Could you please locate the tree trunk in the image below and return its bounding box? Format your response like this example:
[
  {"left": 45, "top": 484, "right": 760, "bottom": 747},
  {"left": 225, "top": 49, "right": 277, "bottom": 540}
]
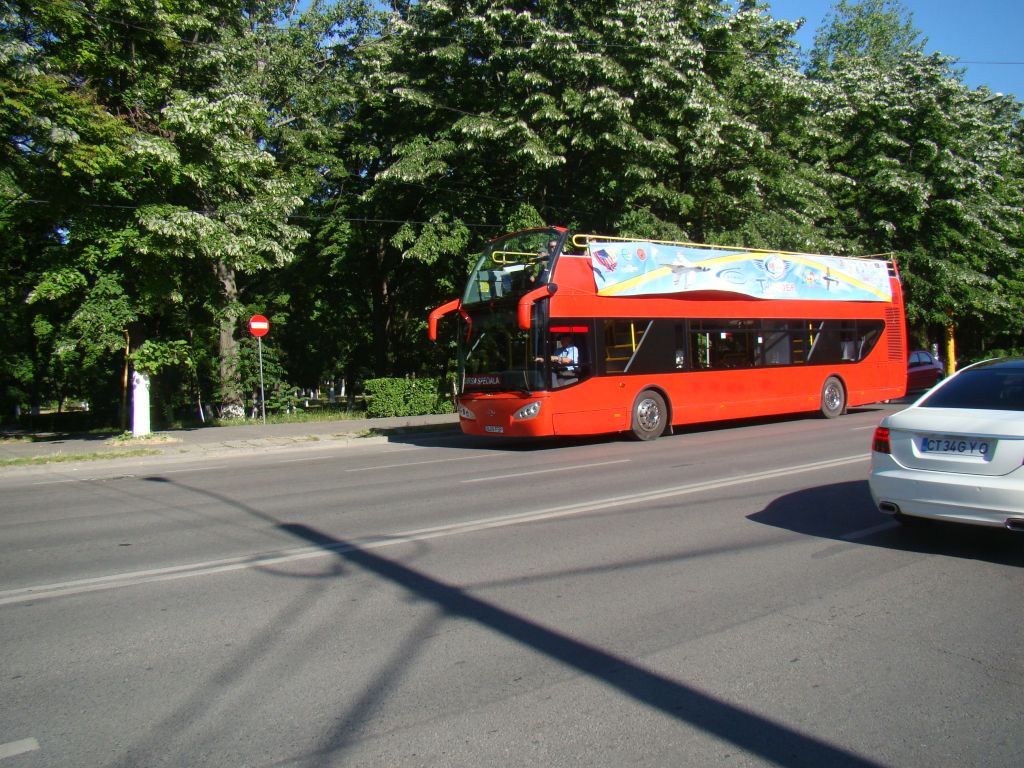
[
  {"left": 120, "top": 330, "right": 130, "bottom": 431},
  {"left": 944, "top": 317, "right": 957, "bottom": 376},
  {"left": 216, "top": 260, "right": 244, "bottom": 416},
  {"left": 372, "top": 238, "right": 391, "bottom": 376}
]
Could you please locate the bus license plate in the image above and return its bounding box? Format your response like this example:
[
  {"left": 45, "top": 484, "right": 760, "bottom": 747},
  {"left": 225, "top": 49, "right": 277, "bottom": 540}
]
[
  {"left": 484, "top": 425, "right": 504, "bottom": 433},
  {"left": 919, "top": 435, "right": 992, "bottom": 457}
]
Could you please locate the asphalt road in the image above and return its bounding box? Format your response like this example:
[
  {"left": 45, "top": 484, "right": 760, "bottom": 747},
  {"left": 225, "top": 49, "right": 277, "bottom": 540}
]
[{"left": 1, "top": 404, "right": 1022, "bottom": 767}]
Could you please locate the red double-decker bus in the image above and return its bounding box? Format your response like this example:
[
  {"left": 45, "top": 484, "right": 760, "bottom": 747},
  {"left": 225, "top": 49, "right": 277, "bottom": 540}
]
[{"left": 429, "top": 227, "right": 907, "bottom": 440}]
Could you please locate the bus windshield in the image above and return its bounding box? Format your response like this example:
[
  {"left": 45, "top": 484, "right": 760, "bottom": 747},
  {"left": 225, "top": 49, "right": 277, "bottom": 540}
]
[
  {"left": 462, "top": 228, "right": 562, "bottom": 305},
  {"left": 461, "top": 308, "right": 547, "bottom": 393}
]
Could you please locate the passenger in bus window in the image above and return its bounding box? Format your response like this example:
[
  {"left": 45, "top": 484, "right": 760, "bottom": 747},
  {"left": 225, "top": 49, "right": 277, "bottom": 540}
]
[{"left": 533, "top": 239, "right": 558, "bottom": 284}]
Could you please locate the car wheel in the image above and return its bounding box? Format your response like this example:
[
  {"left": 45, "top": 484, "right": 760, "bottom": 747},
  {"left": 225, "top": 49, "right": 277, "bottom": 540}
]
[
  {"left": 631, "top": 390, "right": 667, "bottom": 440},
  {"left": 820, "top": 376, "right": 846, "bottom": 419}
]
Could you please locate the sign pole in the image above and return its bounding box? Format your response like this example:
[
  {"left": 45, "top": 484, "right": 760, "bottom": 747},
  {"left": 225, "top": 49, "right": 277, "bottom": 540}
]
[
  {"left": 257, "top": 335, "right": 266, "bottom": 424},
  {"left": 247, "top": 314, "right": 270, "bottom": 424}
]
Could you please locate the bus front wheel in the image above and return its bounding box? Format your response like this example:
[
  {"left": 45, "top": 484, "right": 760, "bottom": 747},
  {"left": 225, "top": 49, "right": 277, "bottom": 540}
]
[
  {"left": 820, "top": 376, "right": 846, "bottom": 419},
  {"left": 631, "top": 390, "right": 667, "bottom": 440}
]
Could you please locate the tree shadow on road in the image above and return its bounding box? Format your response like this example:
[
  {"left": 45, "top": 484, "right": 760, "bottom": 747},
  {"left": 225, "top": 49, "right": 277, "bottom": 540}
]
[
  {"left": 276, "top": 521, "right": 887, "bottom": 768},
  {"left": 127, "top": 473, "right": 889, "bottom": 768}
]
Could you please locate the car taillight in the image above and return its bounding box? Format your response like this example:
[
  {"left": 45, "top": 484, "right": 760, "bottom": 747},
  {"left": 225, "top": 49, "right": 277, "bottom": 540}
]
[{"left": 872, "top": 426, "right": 891, "bottom": 454}]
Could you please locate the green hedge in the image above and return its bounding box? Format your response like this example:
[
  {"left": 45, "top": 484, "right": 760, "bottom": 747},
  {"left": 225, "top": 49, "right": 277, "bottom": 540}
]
[{"left": 362, "top": 377, "right": 455, "bottom": 418}]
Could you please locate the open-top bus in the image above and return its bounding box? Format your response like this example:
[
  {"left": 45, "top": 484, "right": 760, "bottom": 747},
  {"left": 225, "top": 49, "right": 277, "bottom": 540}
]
[{"left": 429, "top": 227, "right": 907, "bottom": 439}]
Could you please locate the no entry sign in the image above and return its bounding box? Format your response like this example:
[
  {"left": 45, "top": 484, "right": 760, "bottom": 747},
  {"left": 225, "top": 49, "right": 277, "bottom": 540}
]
[
  {"left": 248, "top": 314, "right": 270, "bottom": 337},
  {"left": 248, "top": 315, "right": 270, "bottom": 423}
]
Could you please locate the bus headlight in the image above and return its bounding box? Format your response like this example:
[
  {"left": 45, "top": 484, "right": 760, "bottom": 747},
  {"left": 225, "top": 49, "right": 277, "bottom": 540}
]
[
  {"left": 458, "top": 403, "right": 475, "bottom": 420},
  {"left": 512, "top": 401, "right": 542, "bottom": 421}
]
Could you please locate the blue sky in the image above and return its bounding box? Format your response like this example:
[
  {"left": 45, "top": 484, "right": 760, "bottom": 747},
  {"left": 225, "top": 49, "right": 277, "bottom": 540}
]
[{"left": 767, "top": 0, "right": 1024, "bottom": 99}]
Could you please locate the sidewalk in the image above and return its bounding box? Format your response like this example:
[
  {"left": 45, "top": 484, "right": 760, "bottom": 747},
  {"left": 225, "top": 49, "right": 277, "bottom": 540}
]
[{"left": 0, "top": 413, "right": 461, "bottom": 466}]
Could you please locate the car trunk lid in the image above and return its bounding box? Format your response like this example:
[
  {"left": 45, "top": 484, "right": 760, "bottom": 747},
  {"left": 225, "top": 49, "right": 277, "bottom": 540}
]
[{"left": 886, "top": 408, "right": 1024, "bottom": 477}]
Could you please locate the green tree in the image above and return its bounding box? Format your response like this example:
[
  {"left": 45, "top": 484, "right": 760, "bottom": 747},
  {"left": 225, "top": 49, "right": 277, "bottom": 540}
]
[
  {"left": 1, "top": 1, "right": 312, "bottom": 422},
  {"left": 311, "top": 0, "right": 831, "bottom": 380},
  {"left": 808, "top": 1, "right": 1024, "bottom": 366},
  {"left": 6, "top": 0, "right": 1017, "bottom": 416},
  {"left": 807, "top": 0, "right": 924, "bottom": 75},
  {"left": 681, "top": 2, "right": 832, "bottom": 251},
  {"left": 240, "top": 0, "right": 392, "bottom": 389},
  {"left": 0, "top": 2, "right": 144, "bottom": 417}
]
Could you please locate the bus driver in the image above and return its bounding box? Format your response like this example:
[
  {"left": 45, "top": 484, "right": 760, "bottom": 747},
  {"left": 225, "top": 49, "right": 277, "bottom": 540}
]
[{"left": 542, "top": 333, "right": 578, "bottom": 386}]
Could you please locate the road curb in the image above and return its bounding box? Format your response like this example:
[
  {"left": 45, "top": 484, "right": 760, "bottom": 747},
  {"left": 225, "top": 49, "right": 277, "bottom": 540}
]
[{"left": 0, "top": 421, "right": 462, "bottom": 474}]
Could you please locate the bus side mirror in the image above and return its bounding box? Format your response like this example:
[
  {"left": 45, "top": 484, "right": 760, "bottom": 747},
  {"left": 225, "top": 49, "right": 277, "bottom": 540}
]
[
  {"left": 517, "top": 284, "right": 558, "bottom": 331},
  {"left": 428, "top": 298, "right": 461, "bottom": 341}
]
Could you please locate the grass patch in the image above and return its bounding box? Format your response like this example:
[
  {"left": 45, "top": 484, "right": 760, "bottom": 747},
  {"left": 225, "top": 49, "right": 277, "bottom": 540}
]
[
  {"left": 215, "top": 409, "right": 370, "bottom": 426},
  {"left": 107, "top": 432, "right": 179, "bottom": 445},
  {"left": 0, "top": 435, "right": 35, "bottom": 444},
  {"left": 0, "top": 448, "right": 162, "bottom": 467},
  {"left": 2, "top": 429, "right": 120, "bottom": 443}
]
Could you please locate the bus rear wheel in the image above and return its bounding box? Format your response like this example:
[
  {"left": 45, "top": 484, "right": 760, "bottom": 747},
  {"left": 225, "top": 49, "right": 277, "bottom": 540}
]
[
  {"left": 631, "top": 390, "right": 667, "bottom": 440},
  {"left": 820, "top": 376, "right": 846, "bottom": 419}
]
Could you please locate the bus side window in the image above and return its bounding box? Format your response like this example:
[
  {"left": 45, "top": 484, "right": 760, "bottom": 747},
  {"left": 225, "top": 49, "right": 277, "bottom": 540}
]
[
  {"left": 628, "top": 319, "right": 678, "bottom": 374},
  {"left": 691, "top": 330, "right": 711, "bottom": 369},
  {"left": 856, "top": 321, "right": 884, "bottom": 360},
  {"left": 806, "top": 320, "right": 857, "bottom": 364},
  {"left": 547, "top": 327, "right": 592, "bottom": 388},
  {"left": 603, "top": 319, "right": 635, "bottom": 374},
  {"left": 688, "top": 318, "right": 888, "bottom": 371},
  {"left": 762, "top": 329, "right": 791, "bottom": 365}
]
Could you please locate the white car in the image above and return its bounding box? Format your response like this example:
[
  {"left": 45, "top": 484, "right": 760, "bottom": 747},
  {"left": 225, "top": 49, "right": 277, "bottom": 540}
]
[{"left": 869, "top": 358, "right": 1024, "bottom": 530}]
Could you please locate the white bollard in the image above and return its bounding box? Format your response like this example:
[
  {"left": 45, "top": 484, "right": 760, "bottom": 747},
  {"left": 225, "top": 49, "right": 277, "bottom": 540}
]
[{"left": 132, "top": 370, "right": 151, "bottom": 436}]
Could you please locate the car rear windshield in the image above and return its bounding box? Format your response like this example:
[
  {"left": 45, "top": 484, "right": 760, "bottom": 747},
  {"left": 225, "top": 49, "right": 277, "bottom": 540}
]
[{"left": 920, "top": 366, "right": 1024, "bottom": 411}]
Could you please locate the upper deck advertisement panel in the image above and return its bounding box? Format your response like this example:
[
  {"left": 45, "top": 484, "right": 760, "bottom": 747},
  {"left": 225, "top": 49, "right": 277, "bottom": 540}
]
[{"left": 587, "top": 241, "right": 892, "bottom": 302}]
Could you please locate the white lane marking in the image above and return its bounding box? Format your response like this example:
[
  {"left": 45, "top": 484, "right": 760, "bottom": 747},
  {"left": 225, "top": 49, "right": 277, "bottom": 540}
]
[
  {"left": 347, "top": 454, "right": 501, "bottom": 472},
  {"left": 0, "top": 454, "right": 869, "bottom": 607},
  {"left": 280, "top": 456, "right": 335, "bottom": 464},
  {"left": 462, "top": 459, "right": 631, "bottom": 483},
  {"left": 0, "top": 738, "right": 40, "bottom": 760},
  {"left": 851, "top": 425, "right": 877, "bottom": 431},
  {"left": 842, "top": 521, "right": 900, "bottom": 540}
]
